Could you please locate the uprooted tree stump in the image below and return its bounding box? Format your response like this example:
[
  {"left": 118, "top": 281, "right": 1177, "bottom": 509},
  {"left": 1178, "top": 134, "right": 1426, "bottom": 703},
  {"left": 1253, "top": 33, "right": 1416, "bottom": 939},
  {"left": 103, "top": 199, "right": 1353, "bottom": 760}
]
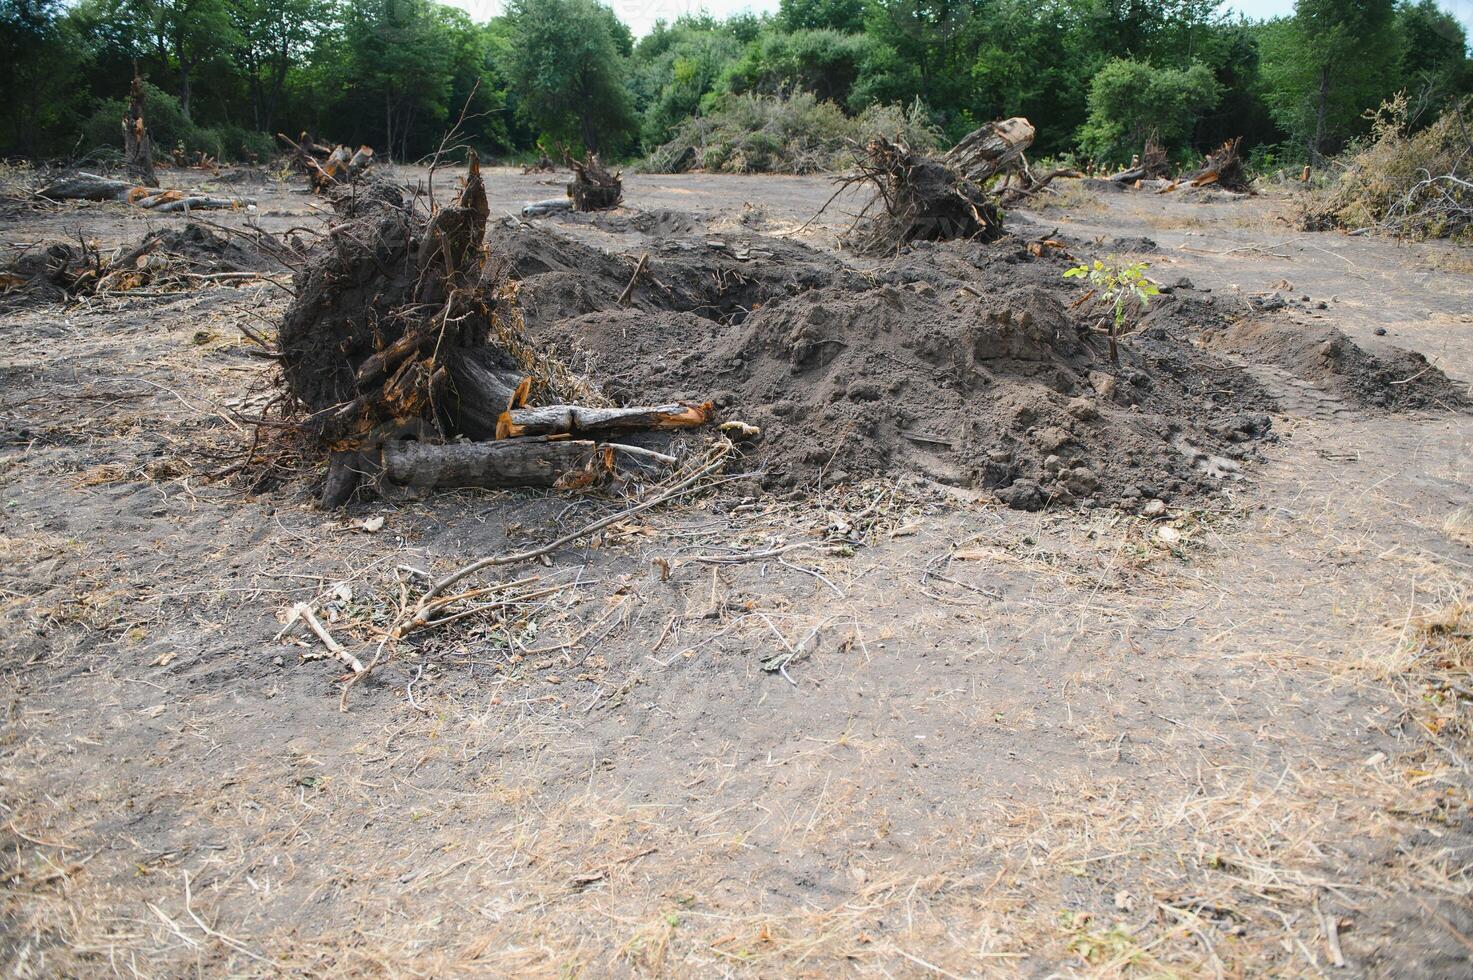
[
  {"left": 1184, "top": 137, "right": 1247, "bottom": 192},
  {"left": 1109, "top": 133, "right": 1170, "bottom": 184},
  {"left": 847, "top": 136, "right": 1004, "bottom": 251},
  {"left": 122, "top": 71, "right": 158, "bottom": 189},
  {"left": 825, "top": 117, "right": 1036, "bottom": 252},
  {"left": 276, "top": 154, "right": 710, "bottom": 505},
  {"left": 565, "top": 152, "right": 623, "bottom": 211}
]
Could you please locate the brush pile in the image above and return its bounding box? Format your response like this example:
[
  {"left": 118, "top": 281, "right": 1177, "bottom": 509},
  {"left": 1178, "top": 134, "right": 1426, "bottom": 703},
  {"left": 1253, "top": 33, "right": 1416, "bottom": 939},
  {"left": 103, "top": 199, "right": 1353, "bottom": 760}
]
[{"left": 1302, "top": 96, "right": 1472, "bottom": 240}]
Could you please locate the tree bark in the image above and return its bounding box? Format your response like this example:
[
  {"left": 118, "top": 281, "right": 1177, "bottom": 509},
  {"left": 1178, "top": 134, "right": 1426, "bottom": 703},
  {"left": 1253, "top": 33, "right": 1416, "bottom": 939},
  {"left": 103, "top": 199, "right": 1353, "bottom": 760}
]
[
  {"left": 943, "top": 117, "right": 1036, "bottom": 184},
  {"left": 382, "top": 438, "right": 597, "bottom": 489},
  {"left": 1312, "top": 63, "right": 1331, "bottom": 164}
]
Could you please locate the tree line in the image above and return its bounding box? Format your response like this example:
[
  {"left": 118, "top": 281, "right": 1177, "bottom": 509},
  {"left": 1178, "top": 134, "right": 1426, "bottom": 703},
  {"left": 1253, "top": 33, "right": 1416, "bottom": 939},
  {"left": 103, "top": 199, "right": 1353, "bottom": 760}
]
[{"left": 2, "top": 0, "right": 1469, "bottom": 169}]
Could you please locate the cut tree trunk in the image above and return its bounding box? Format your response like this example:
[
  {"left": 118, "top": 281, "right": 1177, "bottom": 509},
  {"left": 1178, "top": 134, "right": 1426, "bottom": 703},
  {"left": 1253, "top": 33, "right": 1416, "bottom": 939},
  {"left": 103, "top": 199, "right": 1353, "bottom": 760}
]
[
  {"left": 39, "top": 174, "right": 134, "bottom": 201},
  {"left": 943, "top": 118, "right": 1035, "bottom": 185},
  {"left": 382, "top": 437, "right": 598, "bottom": 489},
  {"left": 496, "top": 402, "right": 714, "bottom": 439},
  {"left": 122, "top": 72, "right": 158, "bottom": 189},
  {"left": 566, "top": 152, "right": 623, "bottom": 211}
]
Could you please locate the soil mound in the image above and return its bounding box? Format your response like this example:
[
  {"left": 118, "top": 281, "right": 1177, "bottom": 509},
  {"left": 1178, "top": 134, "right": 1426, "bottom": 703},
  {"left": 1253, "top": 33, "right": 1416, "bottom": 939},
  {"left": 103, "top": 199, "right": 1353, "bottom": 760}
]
[
  {"left": 138, "top": 222, "right": 276, "bottom": 272},
  {"left": 1205, "top": 317, "right": 1470, "bottom": 411},
  {"left": 497, "top": 221, "right": 862, "bottom": 333},
  {"left": 512, "top": 224, "right": 1278, "bottom": 510}
]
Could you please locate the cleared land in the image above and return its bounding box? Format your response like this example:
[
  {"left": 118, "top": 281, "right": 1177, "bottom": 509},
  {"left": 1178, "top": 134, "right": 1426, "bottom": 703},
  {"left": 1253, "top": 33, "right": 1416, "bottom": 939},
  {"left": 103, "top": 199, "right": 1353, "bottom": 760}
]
[{"left": 2, "top": 165, "right": 1471, "bottom": 976}]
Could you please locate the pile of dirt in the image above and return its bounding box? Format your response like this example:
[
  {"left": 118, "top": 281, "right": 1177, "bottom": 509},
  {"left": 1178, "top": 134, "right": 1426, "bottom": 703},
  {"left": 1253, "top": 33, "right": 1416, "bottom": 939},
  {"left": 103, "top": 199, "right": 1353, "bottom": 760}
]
[
  {"left": 1205, "top": 317, "right": 1471, "bottom": 411},
  {"left": 507, "top": 223, "right": 1281, "bottom": 510},
  {"left": 133, "top": 222, "right": 278, "bottom": 272},
  {"left": 497, "top": 220, "right": 863, "bottom": 335},
  {"left": 1, "top": 223, "right": 278, "bottom": 306}
]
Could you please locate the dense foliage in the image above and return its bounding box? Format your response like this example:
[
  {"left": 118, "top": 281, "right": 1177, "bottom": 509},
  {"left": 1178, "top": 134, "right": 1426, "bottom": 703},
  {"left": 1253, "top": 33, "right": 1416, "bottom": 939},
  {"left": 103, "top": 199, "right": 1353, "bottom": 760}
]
[{"left": 1, "top": 0, "right": 1468, "bottom": 168}]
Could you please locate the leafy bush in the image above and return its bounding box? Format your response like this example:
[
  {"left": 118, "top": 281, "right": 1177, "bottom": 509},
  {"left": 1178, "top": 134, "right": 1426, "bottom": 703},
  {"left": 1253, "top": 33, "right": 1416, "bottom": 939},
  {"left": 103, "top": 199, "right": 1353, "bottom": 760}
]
[
  {"left": 1305, "top": 95, "right": 1473, "bottom": 241},
  {"left": 1077, "top": 58, "right": 1220, "bottom": 166},
  {"left": 723, "top": 29, "right": 891, "bottom": 110},
  {"left": 645, "top": 92, "right": 939, "bottom": 174},
  {"left": 81, "top": 83, "right": 192, "bottom": 158},
  {"left": 78, "top": 83, "right": 267, "bottom": 163}
]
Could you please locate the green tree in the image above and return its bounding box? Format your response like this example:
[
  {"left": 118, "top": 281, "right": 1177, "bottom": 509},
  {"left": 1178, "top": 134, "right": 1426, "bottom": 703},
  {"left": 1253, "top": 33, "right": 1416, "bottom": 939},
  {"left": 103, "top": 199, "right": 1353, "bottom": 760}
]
[
  {"left": 503, "top": 0, "right": 635, "bottom": 153},
  {"left": 228, "top": 0, "right": 327, "bottom": 133},
  {"left": 1394, "top": 0, "right": 1470, "bottom": 120},
  {"left": 116, "top": 0, "right": 240, "bottom": 119},
  {"left": 1077, "top": 57, "right": 1219, "bottom": 163},
  {"left": 1, "top": 0, "right": 88, "bottom": 155},
  {"left": 1261, "top": 0, "right": 1399, "bottom": 160},
  {"left": 778, "top": 0, "right": 865, "bottom": 33}
]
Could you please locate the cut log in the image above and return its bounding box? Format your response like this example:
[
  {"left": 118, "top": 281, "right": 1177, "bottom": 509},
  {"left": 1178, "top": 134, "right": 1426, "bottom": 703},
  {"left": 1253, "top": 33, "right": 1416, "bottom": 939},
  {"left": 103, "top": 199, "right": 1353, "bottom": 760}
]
[
  {"left": 523, "top": 198, "right": 573, "bottom": 217},
  {"left": 38, "top": 174, "right": 251, "bottom": 210},
  {"left": 943, "top": 118, "right": 1035, "bottom": 185},
  {"left": 147, "top": 195, "right": 254, "bottom": 212},
  {"left": 566, "top": 152, "right": 623, "bottom": 211},
  {"left": 496, "top": 402, "right": 714, "bottom": 439},
  {"left": 39, "top": 173, "right": 133, "bottom": 201},
  {"left": 348, "top": 146, "right": 374, "bottom": 175},
  {"left": 122, "top": 71, "right": 158, "bottom": 189},
  {"left": 383, "top": 437, "right": 597, "bottom": 489}
]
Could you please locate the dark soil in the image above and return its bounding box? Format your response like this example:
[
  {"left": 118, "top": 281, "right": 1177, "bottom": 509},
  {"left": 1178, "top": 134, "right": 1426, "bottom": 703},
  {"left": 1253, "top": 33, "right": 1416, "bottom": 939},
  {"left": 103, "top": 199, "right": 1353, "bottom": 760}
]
[
  {"left": 501, "top": 223, "right": 1278, "bottom": 510},
  {"left": 495, "top": 221, "right": 1470, "bottom": 511},
  {"left": 1205, "top": 316, "right": 1472, "bottom": 411}
]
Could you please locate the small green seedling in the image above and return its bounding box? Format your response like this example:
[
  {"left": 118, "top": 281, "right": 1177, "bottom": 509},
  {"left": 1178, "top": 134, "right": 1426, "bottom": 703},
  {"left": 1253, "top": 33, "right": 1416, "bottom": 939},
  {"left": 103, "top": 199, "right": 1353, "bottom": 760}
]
[{"left": 1063, "top": 257, "right": 1160, "bottom": 364}]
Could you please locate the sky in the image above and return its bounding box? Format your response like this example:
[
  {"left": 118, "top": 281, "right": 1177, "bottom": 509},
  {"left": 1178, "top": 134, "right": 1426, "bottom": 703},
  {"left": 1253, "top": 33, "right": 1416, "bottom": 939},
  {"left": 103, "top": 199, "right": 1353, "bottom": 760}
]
[{"left": 449, "top": 0, "right": 1473, "bottom": 40}]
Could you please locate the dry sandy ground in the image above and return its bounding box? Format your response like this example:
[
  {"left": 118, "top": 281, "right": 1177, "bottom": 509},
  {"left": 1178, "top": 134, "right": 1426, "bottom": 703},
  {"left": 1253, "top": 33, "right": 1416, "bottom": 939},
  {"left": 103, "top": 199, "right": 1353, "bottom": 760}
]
[{"left": 2, "top": 165, "right": 1472, "bottom": 977}]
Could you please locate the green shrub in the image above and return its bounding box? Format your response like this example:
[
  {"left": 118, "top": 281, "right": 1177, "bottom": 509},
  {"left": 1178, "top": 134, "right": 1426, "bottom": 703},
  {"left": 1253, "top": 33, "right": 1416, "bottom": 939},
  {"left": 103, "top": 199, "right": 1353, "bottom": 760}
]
[
  {"left": 79, "top": 83, "right": 272, "bottom": 163},
  {"left": 644, "top": 92, "right": 939, "bottom": 174},
  {"left": 1077, "top": 58, "right": 1220, "bottom": 164}
]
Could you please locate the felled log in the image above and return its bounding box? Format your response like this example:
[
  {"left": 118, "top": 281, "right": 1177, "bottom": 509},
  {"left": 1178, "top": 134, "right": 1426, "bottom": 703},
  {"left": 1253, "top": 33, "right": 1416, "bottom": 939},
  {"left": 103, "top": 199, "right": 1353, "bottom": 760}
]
[
  {"left": 348, "top": 146, "right": 374, "bottom": 175},
  {"left": 496, "top": 402, "right": 714, "bottom": 439},
  {"left": 382, "top": 437, "right": 598, "bottom": 489},
  {"left": 943, "top": 118, "right": 1035, "bottom": 185},
  {"left": 39, "top": 174, "right": 134, "bottom": 201},
  {"left": 122, "top": 72, "right": 158, "bottom": 188},
  {"left": 523, "top": 198, "right": 572, "bottom": 217},
  {"left": 566, "top": 152, "right": 623, "bottom": 211},
  {"left": 37, "top": 173, "right": 253, "bottom": 210}
]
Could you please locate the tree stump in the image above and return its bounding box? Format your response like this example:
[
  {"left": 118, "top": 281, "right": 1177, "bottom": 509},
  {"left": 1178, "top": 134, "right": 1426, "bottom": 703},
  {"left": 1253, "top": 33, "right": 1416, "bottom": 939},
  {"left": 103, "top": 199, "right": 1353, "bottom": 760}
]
[
  {"left": 122, "top": 72, "right": 158, "bottom": 189},
  {"left": 566, "top": 152, "right": 623, "bottom": 211}
]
